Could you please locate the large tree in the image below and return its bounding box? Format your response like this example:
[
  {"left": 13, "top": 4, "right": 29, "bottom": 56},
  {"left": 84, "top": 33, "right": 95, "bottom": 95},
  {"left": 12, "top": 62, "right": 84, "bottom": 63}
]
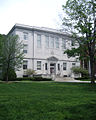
[
  {"left": 0, "top": 35, "right": 24, "bottom": 81},
  {"left": 62, "top": 0, "right": 96, "bottom": 83}
]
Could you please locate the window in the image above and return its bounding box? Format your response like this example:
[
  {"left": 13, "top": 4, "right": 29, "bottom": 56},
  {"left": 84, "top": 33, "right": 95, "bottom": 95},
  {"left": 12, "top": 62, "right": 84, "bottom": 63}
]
[
  {"left": 37, "top": 61, "right": 41, "bottom": 70},
  {"left": 45, "top": 36, "right": 49, "bottom": 48},
  {"left": 62, "top": 38, "right": 66, "bottom": 49},
  {"left": 37, "top": 34, "right": 41, "bottom": 48},
  {"left": 63, "top": 63, "right": 67, "bottom": 70},
  {"left": 45, "top": 63, "right": 48, "bottom": 70},
  {"left": 24, "top": 32, "right": 28, "bottom": 40},
  {"left": 23, "top": 44, "right": 28, "bottom": 53},
  {"left": 58, "top": 64, "right": 60, "bottom": 71},
  {"left": 55, "top": 37, "right": 59, "bottom": 48},
  {"left": 50, "top": 37, "right": 54, "bottom": 48},
  {"left": 23, "top": 60, "right": 28, "bottom": 69},
  {"left": 71, "top": 40, "right": 75, "bottom": 46},
  {"left": 72, "top": 63, "right": 76, "bottom": 67}
]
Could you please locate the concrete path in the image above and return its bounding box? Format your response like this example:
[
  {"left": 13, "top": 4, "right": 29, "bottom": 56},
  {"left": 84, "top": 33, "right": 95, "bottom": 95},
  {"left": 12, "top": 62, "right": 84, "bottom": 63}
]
[{"left": 54, "top": 77, "right": 91, "bottom": 83}]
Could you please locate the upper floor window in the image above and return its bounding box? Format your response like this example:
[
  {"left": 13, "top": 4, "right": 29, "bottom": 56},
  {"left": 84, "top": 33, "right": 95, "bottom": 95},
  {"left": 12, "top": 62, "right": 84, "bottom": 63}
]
[
  {"left": 23, "top": 32, "right": 28, "bottom": 40},
  {"left": 62, "top": 38, "right": 66, "bottom": 49},
  {"left": 45, "top": 36, "right": 49, "bottom": 48},
  {"left": 23, "top": 60, "right": 28, "bottom": 69},
  {"left": 23, "top": 44, "right": 28, "bottom": 53},
  {"left": 37, "top": 61, "right": 41, "bottom": 70},
  {"left": 63, "top": 63, "right": 67, "bottom": 70},
  {"left": 37, "top": 34, "right": 41, "bottom": 48},
  {"left": 50, "top": 37, "right": 54, "bottom": 48},
  {"left": 55, "top": 37, "right": 59, "bottom": 48}
]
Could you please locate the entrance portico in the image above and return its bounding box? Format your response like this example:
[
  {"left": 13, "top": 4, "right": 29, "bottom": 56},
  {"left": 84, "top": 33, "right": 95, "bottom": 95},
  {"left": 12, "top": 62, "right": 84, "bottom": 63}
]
[{"left": 47, "top": 56, "right": 58, "bottom": 75}]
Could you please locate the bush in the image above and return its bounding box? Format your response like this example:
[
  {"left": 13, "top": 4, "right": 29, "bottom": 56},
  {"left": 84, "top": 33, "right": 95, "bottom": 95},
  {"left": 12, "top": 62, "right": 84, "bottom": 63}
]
[
  {"left": 75, "top": 77, "right": 90, "bottom": 80},
  {"left": 26, "top": 69, "right": 36, "bottom": 77},
  {"left": 2, "top": 69, "right": 17, "bottom": 81},
  {"left": 15, "top": 77, "right": 52, "bottom": 81},
  {"left": 71, "top": 67, "right": 89, "bottom": 77}
]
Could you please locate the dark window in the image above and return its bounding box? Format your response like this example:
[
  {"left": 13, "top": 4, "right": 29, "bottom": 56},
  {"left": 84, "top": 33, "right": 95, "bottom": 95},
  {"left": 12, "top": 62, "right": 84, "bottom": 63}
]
[
  {"left": 23, "top": 60, "right": 28, "bottom": 69},
  {"left": 23, "top": 50, "right": 27, "bottom": 53},
  {"left": 58, "top": 64, "right": 60, "bottom": 71},
  {"left": 45, "top": 63, "right": 47, "bottom": 70},
  {"left": 23, "top": 65, "right": 27, "bottom": 69},
  {"left": 63, "top": 63, "right": 67, "bottom": 70}
]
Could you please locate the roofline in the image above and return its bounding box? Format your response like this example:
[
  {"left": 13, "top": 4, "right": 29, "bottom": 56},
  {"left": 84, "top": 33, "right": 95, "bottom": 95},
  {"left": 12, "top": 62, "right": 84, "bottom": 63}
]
[{"left": 8, "top": 23, "right": 71, "bottom": 37}]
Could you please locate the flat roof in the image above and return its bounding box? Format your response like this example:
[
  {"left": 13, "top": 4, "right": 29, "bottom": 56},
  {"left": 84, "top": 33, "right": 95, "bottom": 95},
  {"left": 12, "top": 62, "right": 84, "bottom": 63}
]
[{"left": 8, "top": 23, "right": 71, "bottom": 37}]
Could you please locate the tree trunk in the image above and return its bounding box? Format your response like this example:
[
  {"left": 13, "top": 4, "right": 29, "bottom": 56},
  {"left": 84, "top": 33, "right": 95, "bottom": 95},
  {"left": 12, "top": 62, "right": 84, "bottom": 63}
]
[{"left": 90, "top": 56, "right": 95, "bottom": 84}]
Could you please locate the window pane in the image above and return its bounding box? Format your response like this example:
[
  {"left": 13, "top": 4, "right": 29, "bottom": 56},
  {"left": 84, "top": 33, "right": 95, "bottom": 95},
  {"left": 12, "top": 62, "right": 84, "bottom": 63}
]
[
  {"left": 45, "top": 36, "right": 49, "bottom": 48},
  {"left": 58, "top": 64, "right": 60, "bottom": 71},
  {"left": 23, "top": 60, "right": 28, "bottom": 69},
  {"left": 50, "top": 37, "right": 54, "bottom": 48},
  {"left": 23, "top": 44, "right": 28, "bottom": 53},
  {"left": 63, "top": 63, "right": 67, "bottom": 70},
  {"left": 55, "top": 38, "right": 59, "bottom": 48},
  {"left": 24, "top": 33, "right": 28, "bottom": 40},
  {"left": 37, "top": 61, "right": 41, "bottom": 70},
  {"left": 37, "top": 34, "right": 41, "bottom": 48},
  {"left": 62, "top": 39, "right": 66, "bottom": 49},
  {"left": 45, "top": 63, "right": 47, "bottom": 70},
  {"left": 72, "top": 63, "right": 76, "bottom": 67}
]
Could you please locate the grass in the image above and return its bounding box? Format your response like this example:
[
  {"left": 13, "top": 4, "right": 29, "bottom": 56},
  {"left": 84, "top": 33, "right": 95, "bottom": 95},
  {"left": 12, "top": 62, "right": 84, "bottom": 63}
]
[{"left": 0, "top": 82, "right": 96, "bottom": 120}]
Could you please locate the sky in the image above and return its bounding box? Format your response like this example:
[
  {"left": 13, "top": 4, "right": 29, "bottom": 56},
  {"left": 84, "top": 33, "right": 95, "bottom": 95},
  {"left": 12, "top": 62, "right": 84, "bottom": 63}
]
[{"left": 0, "top": 0, "right": 66, "bottom": 34}]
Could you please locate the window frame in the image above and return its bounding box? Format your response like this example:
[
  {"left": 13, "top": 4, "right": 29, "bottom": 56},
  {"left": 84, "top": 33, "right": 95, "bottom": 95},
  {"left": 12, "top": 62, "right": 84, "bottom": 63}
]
[
  {"left": 37, "top": 34, "right": 41, "bottom": 48},
  {"left": 23, "top": 60, "right": 28, "bottom": 69},
  {"left": 23, "top": 32, "right": 28, "bottom": 40},
  {"left": 37, "top": 61, "right": 41, "bottom": 70},
  {"left": 63, "top": 63, "right": 67, "bottom": 70}
]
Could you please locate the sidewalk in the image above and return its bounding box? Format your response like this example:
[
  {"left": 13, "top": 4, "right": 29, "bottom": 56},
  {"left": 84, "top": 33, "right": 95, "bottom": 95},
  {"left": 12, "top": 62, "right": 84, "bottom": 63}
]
[{"left": 54, "top": 77, "right": 91, "bottom": 83}]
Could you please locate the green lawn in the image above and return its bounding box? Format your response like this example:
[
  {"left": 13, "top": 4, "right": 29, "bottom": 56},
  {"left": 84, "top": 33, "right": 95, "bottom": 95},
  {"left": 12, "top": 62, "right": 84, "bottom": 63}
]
[{"left": 0, "top": 82, "right": 96, "bottom": 120}]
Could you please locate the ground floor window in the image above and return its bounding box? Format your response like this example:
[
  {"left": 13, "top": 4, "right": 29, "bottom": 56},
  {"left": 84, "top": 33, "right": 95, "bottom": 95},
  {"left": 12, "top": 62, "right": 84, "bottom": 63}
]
[
  {"left": 58, "top": 64, "right": 60, "bottom": 71},
  {"left": 45, "top": 63, "right": 48, "bottom": 70},
  {"left": 72, "top": 63, "right": 76, "bottom": 67},
  {"left": 23, "top": 60, "right": 28, "bottom": 69},
  {"left": 37, "top": 61, "right": 41, "bottom": 70},
  {"left": 63, "top": 63, "right": 67, "bottom": 70}
]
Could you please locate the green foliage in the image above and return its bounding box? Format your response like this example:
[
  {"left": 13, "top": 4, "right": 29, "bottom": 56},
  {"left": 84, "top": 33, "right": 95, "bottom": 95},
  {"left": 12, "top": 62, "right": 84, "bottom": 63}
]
[
  {"left": 2, "top": 69, "right": 17, "bottom": 81},
  {"left": 0, "top": 83, "right": 96, "bottom": 120},
  {"left": 63, "top": 0, "right": 96, "bottom": 83},
  {"left": 64, "top": 48, "right": 80, "bottom": 57},
  {"left": 15, "top": 77, "right": 52, "bottom": 81},
  {"left": 72, "top": 67, "right": 89, "bottom": 77},
  {"left": 0, "top": 35, "right": 24, "bottom": 81},
  {"left": 26, "top": 69, "right": 36, "bottom": 77}
]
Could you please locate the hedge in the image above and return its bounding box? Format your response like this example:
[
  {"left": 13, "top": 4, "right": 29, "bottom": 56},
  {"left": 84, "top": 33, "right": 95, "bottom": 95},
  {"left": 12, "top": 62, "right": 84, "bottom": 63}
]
[{"left": 14, "top": 77, "right": 52, "bottom": 81}]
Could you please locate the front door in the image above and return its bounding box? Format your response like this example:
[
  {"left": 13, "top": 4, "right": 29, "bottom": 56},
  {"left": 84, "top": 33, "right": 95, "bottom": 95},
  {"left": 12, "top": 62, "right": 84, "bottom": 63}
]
[{"left": 50, "top": 63, "right": 56, "bottom": 74}]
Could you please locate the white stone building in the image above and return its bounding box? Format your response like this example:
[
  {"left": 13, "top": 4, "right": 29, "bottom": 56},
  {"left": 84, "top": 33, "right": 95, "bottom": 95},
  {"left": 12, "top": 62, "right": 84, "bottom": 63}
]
[{"left": 9, "top": 23, "right": 80, "bottom": 78}]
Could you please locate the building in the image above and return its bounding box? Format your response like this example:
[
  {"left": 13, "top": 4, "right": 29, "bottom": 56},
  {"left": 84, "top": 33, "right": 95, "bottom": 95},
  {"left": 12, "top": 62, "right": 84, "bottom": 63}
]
[{"left": 9, "top": 23, "right": 80, "bottom": 78}]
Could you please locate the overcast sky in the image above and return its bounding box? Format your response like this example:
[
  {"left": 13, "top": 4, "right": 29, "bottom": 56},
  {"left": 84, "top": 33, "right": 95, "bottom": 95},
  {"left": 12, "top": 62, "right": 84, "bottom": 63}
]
[{"left": 0, "top": 0, "right": 66, "bottom": 34}]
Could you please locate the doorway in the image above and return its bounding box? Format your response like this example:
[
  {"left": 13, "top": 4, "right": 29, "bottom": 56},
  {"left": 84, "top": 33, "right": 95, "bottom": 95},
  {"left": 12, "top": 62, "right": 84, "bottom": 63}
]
[{"left": 50, "top": 63, "right": 56, "bottom": 74}]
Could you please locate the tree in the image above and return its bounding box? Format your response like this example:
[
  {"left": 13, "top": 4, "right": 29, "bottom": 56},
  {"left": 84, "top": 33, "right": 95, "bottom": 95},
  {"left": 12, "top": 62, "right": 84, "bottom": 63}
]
[
  {"left": 26, "top": 69, "right": 36, "bottom": 77},
  {"left": 62, "top": 0, "right": 96, "bottom": 83},
  {"left": 0, "top": 35, "right": 24, "bottom": 81},
  {"left": 0, "top": 34, "right": 5, "bottom": 79}
]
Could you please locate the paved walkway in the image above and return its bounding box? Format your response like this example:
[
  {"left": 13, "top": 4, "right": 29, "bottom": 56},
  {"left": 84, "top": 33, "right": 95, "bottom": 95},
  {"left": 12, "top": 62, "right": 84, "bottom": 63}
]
[{"left": 54, "top": 77, "right": 91, "bottom": 83}]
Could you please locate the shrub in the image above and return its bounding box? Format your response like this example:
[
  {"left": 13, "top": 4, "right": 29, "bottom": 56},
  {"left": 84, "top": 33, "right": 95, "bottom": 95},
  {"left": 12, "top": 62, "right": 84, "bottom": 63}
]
[
  {"left": 2, "top": 69, "right": 17, "bottom": 81},
  {"left": 26, "top": 69, "right": 36, "bottom": 77},
  {"left": 15, "top": 77, "right": 52, "bottom": 81},
  {"left": 71, "top": 67, "right": 89, "bottom": 77}
]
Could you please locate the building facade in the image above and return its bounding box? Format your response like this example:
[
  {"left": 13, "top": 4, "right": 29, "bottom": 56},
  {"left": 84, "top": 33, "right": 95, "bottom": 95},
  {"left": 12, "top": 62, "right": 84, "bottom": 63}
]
[{"left": 9, "top": 24, "right": 80, "bottom": 77}]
